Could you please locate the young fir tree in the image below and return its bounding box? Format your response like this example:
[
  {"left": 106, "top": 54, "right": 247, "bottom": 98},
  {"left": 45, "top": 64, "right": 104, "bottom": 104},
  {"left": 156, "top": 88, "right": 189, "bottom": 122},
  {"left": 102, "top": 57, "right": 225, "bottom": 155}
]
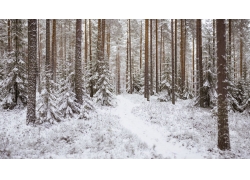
[
  {"left": 0, "top": 19, "right": 27, "bottom": 109},
  {"left": 93, "top": 19, "right": 114, "bottom": 106},
  {"left": 37, "top": 19, "right": 62, "bottom": 124}
]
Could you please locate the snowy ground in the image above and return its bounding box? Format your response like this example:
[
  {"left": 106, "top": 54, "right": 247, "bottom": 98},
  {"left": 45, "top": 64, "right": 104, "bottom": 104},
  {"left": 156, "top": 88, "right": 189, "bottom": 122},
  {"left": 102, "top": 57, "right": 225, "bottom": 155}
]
[{"left": 1, "top": 94, "right": 250, "bottom": 158}]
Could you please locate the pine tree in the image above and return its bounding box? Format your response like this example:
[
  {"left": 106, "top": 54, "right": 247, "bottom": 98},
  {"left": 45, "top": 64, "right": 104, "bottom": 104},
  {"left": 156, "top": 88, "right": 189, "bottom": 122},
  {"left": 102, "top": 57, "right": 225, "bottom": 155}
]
[
  {"left": 0, "top": 19, "right": 27, "bottom": 109},
  {"left": 75, "top": 19, "right": 83, "bottom": 104},
  {"left": 217, "top": 19, "right": 230, "bottom": 151},
  {"left": 26, "top": 19, "right": 37, "bottom": 125}
]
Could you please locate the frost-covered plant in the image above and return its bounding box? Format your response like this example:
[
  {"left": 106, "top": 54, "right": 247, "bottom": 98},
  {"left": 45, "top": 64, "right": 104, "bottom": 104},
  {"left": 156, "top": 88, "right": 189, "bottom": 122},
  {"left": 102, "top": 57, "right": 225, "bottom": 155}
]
[{"left": 93, "top": 59, "right": 115, "bottom": 106}]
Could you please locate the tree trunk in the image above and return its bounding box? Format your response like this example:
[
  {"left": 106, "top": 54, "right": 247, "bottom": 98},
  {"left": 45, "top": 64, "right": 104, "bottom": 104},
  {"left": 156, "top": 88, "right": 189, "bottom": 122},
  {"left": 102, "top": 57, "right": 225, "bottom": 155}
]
[
  {"left": 240, "top": 29, "right": 243, "bottom": 79},
  {"left": 75, "top": 19, "right": 83, "bottom": 104},
  {"left": 97, "top": 19, "right": 102, "bottom": 61},
  {"left": 198, "top": 19, "right": 204, "bottom": 107},
  {"left": 180, "top": 19, "right": 184, "bottom": 94},
  {"left": 145, "top": 19, "right": 149, "bottom": 101},
  {"left": 8, "top": 19, "right": 11, "bottom": 52},
  {"left": 150, "top": 19, "right": 153, "bottom": 96},
  {"left": 52, "top": 19, "right": 56, "bottom": 82},
  {"left": 192, "top": 34, "right": 195, "bottom": 93},
  {"left": 228, "top": 19, "right": 231, "bottom": 80},
  {"left": 155, "top": 19, "right": 158, "bottom": 94},
  {"left": 102, "top": 19, "right": 105, "bottom": 59},
  {"left": 217, "top": 19, "right": 230, "bottom": 151},
  {"left": 37, "top": 19, "right": 41, "bottom": 94},
  {"left": 26, "top": 19, "right": 37, "bottom": 125},
  {"left": 85, "top": 19, "right": 88, "bottom": 70},
  {"left": 171, "top": 19, "right": 175, "bottom": 105},
  {"left": 89, "top": 19, "right": 93, "bottom": 97},
  {"left": 174, "top": 19, "right": 177, "bottom": 94},
  {"left": 160, "top": 22, "right": 162, "bottom": 91},
  {"left": 129, "top": 19, "right": 133, "bottom": 94},
  {"left": 140, "top": 21, "right": 142, "bottom": 70}
]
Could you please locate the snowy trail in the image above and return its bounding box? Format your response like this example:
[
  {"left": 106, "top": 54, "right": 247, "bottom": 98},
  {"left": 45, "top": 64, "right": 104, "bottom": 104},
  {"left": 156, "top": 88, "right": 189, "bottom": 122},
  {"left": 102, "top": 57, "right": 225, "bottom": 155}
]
[{"left": 113, "top": 95, "right": 203, "bottom": 158}]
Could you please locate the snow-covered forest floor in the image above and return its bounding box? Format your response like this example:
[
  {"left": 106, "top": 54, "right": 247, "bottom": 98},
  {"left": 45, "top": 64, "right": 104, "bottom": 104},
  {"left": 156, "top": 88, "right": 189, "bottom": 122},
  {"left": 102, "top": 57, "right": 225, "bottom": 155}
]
[{"left": 1, "top": 94, "right": 250, "bottom": 159}]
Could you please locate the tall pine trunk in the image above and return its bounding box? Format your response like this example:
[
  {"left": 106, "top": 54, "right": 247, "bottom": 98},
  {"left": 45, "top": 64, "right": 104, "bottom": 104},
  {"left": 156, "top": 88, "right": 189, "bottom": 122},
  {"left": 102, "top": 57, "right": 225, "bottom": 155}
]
[
  {"left": 89, "top": 19, "right": 93, "bottom": 97},
  {"left": 217, "top": 19, "right": 230, "bottom": 151},
  {"left": 155, "top": 19, "right": 158, "bottom": 94},
  {"left": 129, "top": 19, "right": 133, "bottom": 94},
  {"left": 171, "top": 19, "right": 175, "bottom": 105},
  {"left": 75, "top": 19, "right": 83, "bottom": 104},
  {"left": 26, "top": 19, "right": 37, "bottom": 125},
  {"left": 52, "top": 19, "right": 56, "bottom": 82},
  {"left": 150, "top": 19, "right": 153, "bottom": 96},
  {"left": 145, "top": 19, "right": 149, "bottom": 101}
]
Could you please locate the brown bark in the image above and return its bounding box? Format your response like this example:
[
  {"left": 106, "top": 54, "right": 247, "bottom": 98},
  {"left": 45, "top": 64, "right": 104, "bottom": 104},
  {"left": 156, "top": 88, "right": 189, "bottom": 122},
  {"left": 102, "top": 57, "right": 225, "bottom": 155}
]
[
  {"left": 52, "top": 19, "right": 56, "bottom": 82},
  {"left": 27, "top": 19, "right": 37, "bottom": 125},
  {"left": 8, "top": 20, "right": 11, "bottom": 52},
  {"left": 171, "top": 19, "right": 175, "bottom": 105},
  {"left": 89, "top": 19, "right": 93, "bottom": 97},
  {"left": 150, "top": 19, "right": 153, "bottom": 96},
  {"left": 145, "top": 19, "right": 149, "bottom": 101},
  {"left": 126, "top": 20, "right": 129, "bottom": 91},
  {"left": 37, "top": 19, "right": 41, "bottom": 94},
  {"left": 192, "top": 36, "right": 195, "bottom": 92},
  {"left": 85, "top": 19, "right": 88, "bottom": 69},
  {"left": 228, "top": 19, "right": 231, "bottom": 79},
  {"left": 97, "top": 19, "right": 102, "bottom": 61},
  {"left": 102, "top": 19, "right": 105, "bottom": 59},
  {"left": 140, "top": 21, "right": 142, "bottom": 70},
  {"left": 180, "top": 19, "right": 184, "bottom": 94},
  {"left": 160, "top": 22, "right": 162, "bottom": 89},
  {"left": 155, "top": 19, "right": 158, "bottom": 94},
  {"left": 240, "top": 30, "right": 243, "bottom": 79},
  {"left": 129, "top": 19, "right": 133, "bottom": 94},
  {"left": 217, "top": 19, "right": 230, "bottom": 151},
  {"left": 174, "top": 19, "right": 177, "bottom": 92},
  {"left": 197, "top": 19, "right": 204, "bottom": 107},
  {"left": 75, "top": 19, "right": 83, "bottom": 104}
]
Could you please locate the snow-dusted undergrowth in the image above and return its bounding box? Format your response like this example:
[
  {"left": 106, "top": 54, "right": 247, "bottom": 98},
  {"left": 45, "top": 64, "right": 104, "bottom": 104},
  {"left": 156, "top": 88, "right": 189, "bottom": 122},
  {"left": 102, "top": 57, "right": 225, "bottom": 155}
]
[
  {"left": 0, "top": 105, "right": 158, "bottom": 159},
  {"left": 1, "top": 93, "right": 249, "bottom": 159},
  {"left": 128, "top": 94, "right": 250, "bottom": 158}
]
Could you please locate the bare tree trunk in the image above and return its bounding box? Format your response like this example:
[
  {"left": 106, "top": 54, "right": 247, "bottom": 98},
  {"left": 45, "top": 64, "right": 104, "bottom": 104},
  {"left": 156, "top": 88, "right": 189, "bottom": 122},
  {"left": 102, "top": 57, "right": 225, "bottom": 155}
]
[
  {"left": 89, "top": 19, "right": 93, "bottom": 97},
  {"left": 174, "top": 19, "right": 177, "bottom": 94},
  {"left": 102, "top": 19, "right": 105, "bottom": 60},
  {"left": 192, "top": 35, "right": 195, "bottom": 93},
  {"left": 126, "top": 20, "right": 129, "bottom": 92},
  {"left": 37, "top": 19, "right": 41, "bottom": 94},
  {"left": 180, "top": 19, "right": 184, "bottom": 94},
  {"left": 85, "top": 19, "right": 88, "bottom": 70},
  {"left": 26, "top": 19, "right": 37, "bottom": 125},
  {"left": 8, "top": 19, "right": 11, "bottom": 52},
  {"left": 171, "top": 19, "right": 175, "bottom": 105},
  {"left": 150, "top": 19, "right": 153, "bottom": 96},
  {"left": 160, "top": 22, "right": 162, "bottom": 91},
  {"left": 197, "top": 19, "right": 204, "bottom": 107},
  {"left": 75, "top": 19, "right": 83, "bottom": 104},
  {"left": 129, "top": 19, "right": 133, "bottom": 94},
  {"left": 97, "top": 19, "right": 102, "bottom": 61},
  {"left": 155, "top": 19, "right": 158, "bottom": 94},
  {"left": 145, "top": 19, "right": 149, "bottom": 101},
  {"left": 140, "top": 21, "right": 142, "bottom": 70},
  {"left": 217, "top": 19, "right": 230, "bottom": 151},
  {"left": 240, "top": 29, "right": 243, "bottom": 79},
  {"left": 45, "top": 19, "right": 50, "bottom": 114},
  {"left": 213, "top": 19, "right": 215, "bottom": 68},
  {"left": 52, "top": 19, "right": 57, "bottom": 82},
  {"left": 228, "top": 19, "right": 231, "bottom": 79}
]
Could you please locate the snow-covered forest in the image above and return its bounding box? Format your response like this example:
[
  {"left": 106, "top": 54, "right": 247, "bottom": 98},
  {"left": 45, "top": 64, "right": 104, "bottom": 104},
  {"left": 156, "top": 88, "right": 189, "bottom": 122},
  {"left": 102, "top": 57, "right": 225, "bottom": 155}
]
[{"left": 1, "top": 18, "right": 250, "bottom": 161}]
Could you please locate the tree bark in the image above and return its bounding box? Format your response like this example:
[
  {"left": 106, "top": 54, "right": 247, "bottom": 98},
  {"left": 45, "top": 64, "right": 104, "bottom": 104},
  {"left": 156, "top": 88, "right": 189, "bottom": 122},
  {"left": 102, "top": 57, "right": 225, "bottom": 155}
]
[
  {"left": 129, "top": 19, "right": 133, "bottom": 94},
  {"left": 140, "top": 21, "right": 142, "bottom": 70},
  {"left": 228, "top": 19, "right": 231, "bottom": 79},
  {"left": 198, "top": 19, "right": 204, "bottom": 107},
  {"left": 155, "top": 19, "right": 158, "bottom": 94},
  {"left": 89, "top": 19, "right": 93, "bottom": 97},
  {"left": 171, "top": 19, "right": 175, "bottom": 105},
  {"left": 145, "top": 19, "right": 149, "bottom": 101},
  {"left": 26, "top": 19, "right": 37, "bottom": 125},
  {"left": 150, "top": 19, "right": 153, "bottom": 96},
  {"left": 174, "top": 19, "right": 177, "bottom": 93},
  {"left": 85, "top": 19, "right": 88, "bottom": 70},
  {"left": 52, "top": 19, "right": 56, "bottom": 82},
  {"left": 75, "top": 19, "right": 83, "bottom": 104},
  {"left": 217, "top": 19, "right": 230, "bottom": 151}
]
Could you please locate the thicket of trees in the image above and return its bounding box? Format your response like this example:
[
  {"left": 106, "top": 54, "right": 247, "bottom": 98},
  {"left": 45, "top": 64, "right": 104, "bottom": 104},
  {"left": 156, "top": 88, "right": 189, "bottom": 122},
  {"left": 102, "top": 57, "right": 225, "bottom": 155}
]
[{"left": 1, "top": 19, "right": 250, "bottom": 151}]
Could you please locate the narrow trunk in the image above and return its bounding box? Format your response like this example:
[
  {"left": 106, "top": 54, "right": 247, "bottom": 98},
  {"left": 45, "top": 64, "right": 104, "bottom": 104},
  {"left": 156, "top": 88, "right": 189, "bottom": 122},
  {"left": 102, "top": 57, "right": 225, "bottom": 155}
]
[
  {"left": 52, "top": 19, "right": 56, "bottom": 82},
  {"left": 150, "top": 19, "right": 153, "bottom": 96},
  {"left": 217, "top": 19, "right": 230, "bottom": 151},
  {"left": 228, "top": 19, "right": 231, "bottom": 79},
  {"left": 26, "top": 19, "right": 37, "bottom": 125},
  {"left": 8, "top": 19, "right": 11, "bottom": 52},
  {"left": 155, "top": 19, "right": 158, "bottom": 94},
  {"left": 171, "top": 19, "right": 175, "bottom": 105},
  {"left": 160, "top": 22, "right": 163, "bottom": 90},
  {"left": 75, "top": 19, "right": 83, "bottom": 104},
  {"left": 102, "top": 19, "right": 105, "bottom": 60},
  {"left": 145, "top": 19, "right": 149, "bottom": 101},
  {"left": 89, "top": 19, "right": 93, "bottom": 97},
  {"left": 37, "top": 19, "right": 41, "bottom": 94},
  {"left": 198, "top": 19, "right": 203, "bottom": 107},
  {"left": 129, "top": 19, "right": 133, "bottom": 94},
  {"left": 45, "top": 19, "right": 50, "bottom": 110},
  {"left": 174, "top": 19, "right": 177, "bottom": 93},
  {"left": 85, "top": 19, "right": 88, "bottom": 70},
  {"left": 140, "top": 21, "right": 142, "bottom": 70}
]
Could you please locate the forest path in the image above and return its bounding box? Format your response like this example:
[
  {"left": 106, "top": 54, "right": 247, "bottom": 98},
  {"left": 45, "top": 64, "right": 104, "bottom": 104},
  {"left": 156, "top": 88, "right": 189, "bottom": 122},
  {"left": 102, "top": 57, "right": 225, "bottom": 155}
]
[{"left": 112, "top": 94, "right": 203, "bottom": 158}]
